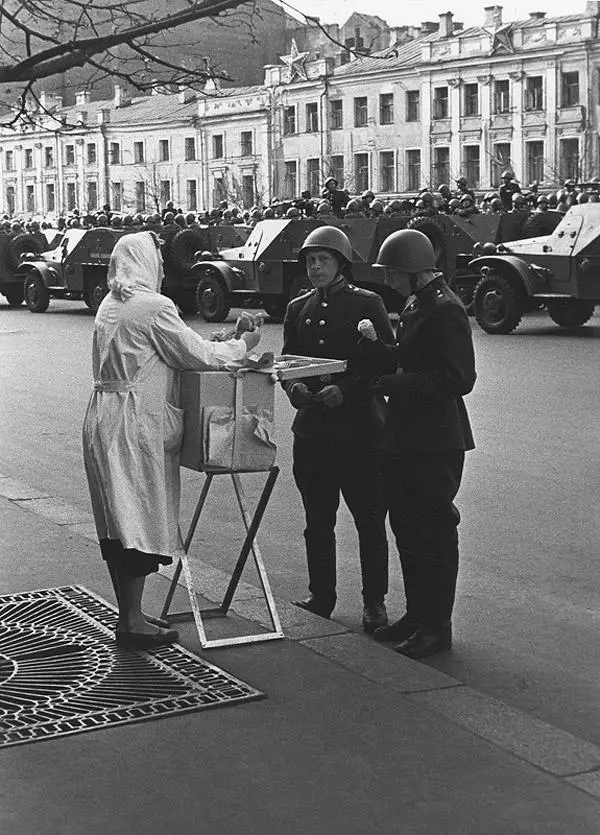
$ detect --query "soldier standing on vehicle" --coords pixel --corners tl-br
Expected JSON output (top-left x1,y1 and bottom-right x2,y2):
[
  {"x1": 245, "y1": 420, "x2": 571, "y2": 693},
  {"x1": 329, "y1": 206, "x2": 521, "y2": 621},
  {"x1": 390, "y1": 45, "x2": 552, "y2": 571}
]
[
  {"x1": 359, "y1": 229, "x2": 476, "y2": 659},
  {"x1": 499, "y1": 171, "x2": 521, "y2": 211},
  {"x1": 322, "y1": 177, "x2": 349, "y2": 218},
  {"x1": 282, "y1": 226, "x2": 394, "y2": 632},
  {"x1": 454, "y1": 176, "x2": 475, "y2": 201}
]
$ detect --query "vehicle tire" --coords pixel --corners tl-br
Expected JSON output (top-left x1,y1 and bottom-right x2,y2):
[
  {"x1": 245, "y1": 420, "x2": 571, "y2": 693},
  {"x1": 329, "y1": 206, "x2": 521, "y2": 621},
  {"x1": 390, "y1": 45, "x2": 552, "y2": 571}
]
[
  {"x1": 473, "y1": 272, "x2": 523, "y2": 334},
  {"x1": 3, "y1": 285, "x2": 24, "y2": 306},
  {"x1": 164, "y1": 229, "x2": 209, "y2": 275},
  {"x1": 174, "y1": 287, "x2": 198, "y2": 316},
  {"x1": 196, "y1": 272, "x2": 230, "y2": 322},
  {"x1": 5, "y1": 233, "x2": 43, "y2": 270},
  {"x1": 24, "y1": 273, "x2": 50, "y2": 313},
  {"x1": 520, "y1": 212, "x2": 562, "y2": 240},
  {"x1": 407, "y1": 216, "x2": 446, "y2": 266},
  {"x1": 84, "y1": 278, "x2": 108, "y2": 313},
  {"x1": 262, "y1": 296, "x2": 287, "y2": 321},
  {"x1": 546, "y1": 299, "x2": 595, "y2": 329}
]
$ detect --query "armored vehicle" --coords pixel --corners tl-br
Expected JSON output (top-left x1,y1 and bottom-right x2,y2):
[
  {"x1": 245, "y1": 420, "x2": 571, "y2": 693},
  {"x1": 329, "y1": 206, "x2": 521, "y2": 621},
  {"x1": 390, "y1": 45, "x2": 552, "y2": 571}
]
[
  {"x1": 0, "y1": 231, "x2": 47, "y2": 306},
  {"x1": 468, "y1": 204, "x2": 600, "y2": 334},
  {"x1": 408, "y1": 209, "x2": 562, "y2": 310},
  {"x1": 192, "y1": 216, "x2": 410, "y2": 322}
]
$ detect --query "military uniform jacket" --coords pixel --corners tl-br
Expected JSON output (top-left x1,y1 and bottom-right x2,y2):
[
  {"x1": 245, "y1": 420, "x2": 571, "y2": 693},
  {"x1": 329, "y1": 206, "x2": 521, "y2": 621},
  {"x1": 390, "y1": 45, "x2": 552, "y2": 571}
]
[
  {"x1": 282, "y1": 279, "x2": 395, "y2": 443},
  {"x1": 365, "y1": 276, "x2": 476, "y2": 452}
]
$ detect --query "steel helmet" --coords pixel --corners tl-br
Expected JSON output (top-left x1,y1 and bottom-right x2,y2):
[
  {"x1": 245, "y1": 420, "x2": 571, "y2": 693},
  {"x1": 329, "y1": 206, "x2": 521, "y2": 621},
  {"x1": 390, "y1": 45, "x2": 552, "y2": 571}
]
[
  {"x1": 324, "y1": 177, "x2": 337, "y2": 188},
  {"x1": 490, "y1": 198, "x2": 503, "y2": 211},
  {"x1": 285, "y1": 206, "x2": 299, "y2": 218},
  {"x1": 448, "y1": 198, "x2": 460, "y2": 210},
  {"x1": 345, "y1": 199, "x2": 361, "y2": 213},
  {"x1": 459, "y1": 193, "x2": 474, "y2": 204},
  {"x1": 361, "y1": 189, "x2": 375, "y2": 200},
  {"x1": 263, "y1": 207, "x2": 275, "y2": 218},
  {"x1": 512, "y1": 193, "x2": 525, "y2": 205},
  {"x1": 317, "y1": 200, "x2": 333, "y2": 214},
  {"x1": 578, "y1": 192, "x2": 590, "y2": 204},
  {"x1": 298, "y1": 226, "x2": 353, "y2": 265},
  {"x1": 375, "y1": 229, "x2": 436, "y2": 273},
  {"x1": 163, "y1": 211, "x2": 175, "y2": 224},
  {"x1": 501, "y1": 170, "x2": 514, "y2": 180},
  {"x1": 370, "y1": 199, "x2": 384, "y2": 214},
  {"x1": 455, "y1": 176, "x2": 468, "y2": 186},
  {"x1": 536, "y1": 194, "x2": 549, "y2": 206},
  {"x1": 419, "y1": 191, "x2": 435, "y2": 205}
]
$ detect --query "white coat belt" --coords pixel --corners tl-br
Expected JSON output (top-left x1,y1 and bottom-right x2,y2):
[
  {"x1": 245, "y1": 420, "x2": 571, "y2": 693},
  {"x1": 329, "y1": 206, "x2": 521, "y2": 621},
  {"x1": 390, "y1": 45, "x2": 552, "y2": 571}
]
[{"x1": 93, "y1": 380, "x2": 137, "y2": 392}]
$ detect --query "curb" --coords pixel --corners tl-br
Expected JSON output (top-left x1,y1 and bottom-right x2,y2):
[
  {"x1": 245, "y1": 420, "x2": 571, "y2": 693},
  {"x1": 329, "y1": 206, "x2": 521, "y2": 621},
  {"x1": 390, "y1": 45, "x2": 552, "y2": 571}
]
[{"x1": 2, "y1": 472, "x2": 600, "y2": 801}]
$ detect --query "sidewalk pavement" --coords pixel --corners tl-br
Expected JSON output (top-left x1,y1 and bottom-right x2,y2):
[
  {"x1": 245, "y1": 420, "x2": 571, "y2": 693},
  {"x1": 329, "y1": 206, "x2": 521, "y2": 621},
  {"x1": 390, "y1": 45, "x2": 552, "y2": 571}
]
[{"x1": 1, "y1": 474, "x2": 600, "y2": 834}]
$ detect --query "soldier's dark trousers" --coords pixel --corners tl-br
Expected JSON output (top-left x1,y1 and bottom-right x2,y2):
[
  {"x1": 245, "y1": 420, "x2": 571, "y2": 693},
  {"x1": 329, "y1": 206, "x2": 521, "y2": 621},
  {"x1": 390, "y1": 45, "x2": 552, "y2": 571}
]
[
  {"x1": 385, "y1": 450, "x2": 465, "y2": 631},
  {"x1": 292, "y1": 435, "x2": 389, "y2": 608}
]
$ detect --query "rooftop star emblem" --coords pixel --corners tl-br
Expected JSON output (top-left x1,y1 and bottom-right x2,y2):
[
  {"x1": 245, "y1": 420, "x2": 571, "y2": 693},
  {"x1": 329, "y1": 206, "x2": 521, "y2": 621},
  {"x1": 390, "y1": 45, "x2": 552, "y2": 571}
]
[{"x1": 281, "y1": 38, "x2": 309, "y2": 82}]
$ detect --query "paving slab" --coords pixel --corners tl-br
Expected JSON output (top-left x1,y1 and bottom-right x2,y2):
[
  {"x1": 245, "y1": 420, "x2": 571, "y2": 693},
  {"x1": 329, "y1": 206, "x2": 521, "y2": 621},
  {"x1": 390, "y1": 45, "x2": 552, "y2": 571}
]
[
  {"x1": 231, "y1": 596, "x2": 350, "y2": 640},
  {"x1": 0, "y1": 477, "x2": 52, "y2": 501},
  {"x1": 566, "y1": 771, "x2": 600, "y2": 800},
  {"x1": 407, "y1": 686, "x2": 600, "y2": 776},
  {"x1": 13, "y1": 497, "x2": 95, "y2": 526}
]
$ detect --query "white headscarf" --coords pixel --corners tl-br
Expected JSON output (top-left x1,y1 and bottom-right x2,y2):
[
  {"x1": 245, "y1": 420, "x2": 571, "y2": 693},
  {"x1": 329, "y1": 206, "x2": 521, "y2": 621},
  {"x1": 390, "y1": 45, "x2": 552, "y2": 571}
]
[{"x1": 107, "y1": 231, "x2": 163, "y2": 301}]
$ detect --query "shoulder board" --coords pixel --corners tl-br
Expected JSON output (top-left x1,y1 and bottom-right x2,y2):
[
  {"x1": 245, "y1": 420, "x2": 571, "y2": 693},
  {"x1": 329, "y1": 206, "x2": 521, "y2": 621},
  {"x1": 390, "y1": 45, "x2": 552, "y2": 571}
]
[
  {"x1": 289, "y1": 288, "x2": 316, "y2": 304},
  {"x1": 345, "y1": 284, "x2": 373, "y2": 297}
]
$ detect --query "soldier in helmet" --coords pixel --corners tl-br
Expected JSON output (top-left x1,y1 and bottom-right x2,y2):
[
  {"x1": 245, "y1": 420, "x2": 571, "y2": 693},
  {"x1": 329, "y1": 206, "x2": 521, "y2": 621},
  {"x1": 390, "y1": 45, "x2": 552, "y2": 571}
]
[
  {"x1": 360, "y1": 189, "x2": 375, "y2": 215},
  {"x1": 322, "y1": 176, "x2": 349, "y2": 218},
  {"x1": 499, "y1": 170, "x2": 521, "y2": 211},
  {"x1": 343, "y1": 199, "x2": 365, "y2": 218},
  {"x1": 368, "y1": 199, "x2": 384, "y2": 218},
  {"x1": 359, "y1": 228, "x2": 476, "y2": 659},
  {"x1": 316, "y1": 200, "x2": 336, "y2": 220},
  {"x1": 456, "y1": 193, "x2": 479, "y2": 217},
  {"x1": 454, "y1": 176, "x2": 475, "y2": 201},
  {"x1": 510, "y1": 192, "x2": 528, "y2": 216},
  {"x1": 535, "y1": 194, "x2": 550, "y2": 213},
  {"x1": 283, "y1": 226, "x2": 394, "y2": 632}
]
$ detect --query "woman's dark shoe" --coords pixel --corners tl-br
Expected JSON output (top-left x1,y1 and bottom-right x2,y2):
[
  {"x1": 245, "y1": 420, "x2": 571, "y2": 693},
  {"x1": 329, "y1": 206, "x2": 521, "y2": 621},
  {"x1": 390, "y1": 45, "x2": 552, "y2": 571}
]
[
  {"x1": 115, "y1": 627, "x2": 179, "y2": 650},
  {"x1": 362, "y1": 602, "x2": 388, "y2": 634},
  {"x1": 373, "y1": 615, "x2": 418, "y2": 643},
  {"x1": 393, "y1": 627, "x2": 452, "y2": 659},
  {"x1": 292, "y1": 595, "x2": 334, "y2": 619}
]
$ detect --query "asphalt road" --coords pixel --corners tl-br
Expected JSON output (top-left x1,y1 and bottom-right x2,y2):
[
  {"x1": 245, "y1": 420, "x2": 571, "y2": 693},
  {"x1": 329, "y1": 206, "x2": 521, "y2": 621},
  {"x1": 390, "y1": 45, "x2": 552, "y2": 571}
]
[{"x1": 1, "y1": 297, "x2": 599, "y2": 747}]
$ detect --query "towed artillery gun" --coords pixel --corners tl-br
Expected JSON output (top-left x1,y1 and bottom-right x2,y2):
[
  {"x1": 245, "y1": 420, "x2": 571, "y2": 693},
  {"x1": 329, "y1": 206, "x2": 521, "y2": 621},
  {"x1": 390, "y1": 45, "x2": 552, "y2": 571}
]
[{"x1": 468, "y1": 204, "x2": 600, "y2": 333}]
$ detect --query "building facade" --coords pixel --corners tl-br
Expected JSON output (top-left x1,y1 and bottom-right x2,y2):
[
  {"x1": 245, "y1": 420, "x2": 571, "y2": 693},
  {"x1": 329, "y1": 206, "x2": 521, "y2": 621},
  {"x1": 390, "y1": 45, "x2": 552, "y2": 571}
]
[{"x1": 2, "y1": 3, "x2": 600, "y2": 217}]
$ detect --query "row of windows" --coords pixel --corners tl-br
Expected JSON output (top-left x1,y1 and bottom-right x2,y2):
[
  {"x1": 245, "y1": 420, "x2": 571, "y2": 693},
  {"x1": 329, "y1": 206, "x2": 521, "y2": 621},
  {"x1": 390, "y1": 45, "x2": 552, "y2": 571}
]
[
  {"x1": 281, "y1": 138, "x2": 581, "y2": 196},
  {"x1": 280, "y1": 72, "x2": 580, "y2": 135}
]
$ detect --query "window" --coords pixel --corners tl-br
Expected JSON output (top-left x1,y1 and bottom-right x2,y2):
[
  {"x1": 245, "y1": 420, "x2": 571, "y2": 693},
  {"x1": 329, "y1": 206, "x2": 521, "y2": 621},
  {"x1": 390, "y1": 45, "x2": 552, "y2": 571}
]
[
  {"x1": 66, "y1": 182, "x2": 76, "y2": 211},
  {"x1": 463, "y1": 83, "x2": 479, "y2": 116},
  {"x1": 111, "y1": 181, "x2": 123, "y2": 211},
  {"x1": 184, "y1": 137, "x2": 196, "y2": 161},
  {"x1": 406, "y1": 149, "x2": 421, "y2": 191},
  {"x1": 525, "y1": 76, "x2": 543, "y2": 111},
  {"x1": 159, "y1": 139, "x2": 170, "y2": 162},
  {"x1": 24, "y1": 149, "x2": 33, "y2": 169},
  {"x1": 135, "y1": 182, "x2": 146, "y2": 212},
  {"x1": 44, "y1": 184, "x2": 54, "y2": 214},
  {"x1": 354, "y1": 153, "x2": 369, "y2": 192},
  {"x1": 87, "y1": 143, "x2": 97, "y2": 165},
  {"x1": 493, "y1": 80, "x2": 510, "y2": 114},
  {"x1": 432, "y1": 147, "x2": 450, "y2": 188},
  {"x1": 559, "y1": 138, "x2": 579, "y2": 181},
  {"x1": 526, "y1": 141, "x2": 544, "y2": 183},
  {"x1": 306, "y1": 102, "x2": 319, "y2": 133},
  {"x1": 65, "y1": 145, "x2": 75, "y2": 166},
  {"x1": 109, "y1": 143, "x2": 120, "y2": 165},
  {"x1": 87, "y1": 181, "x2": 98, "y2": 211},
  {"x1": 134, "y1": 141, "x2": 144, "y2": 164},
  {"x1": 242, "y1": 175, "x2": 254, "y2": 209},
  {"x1": 464, "y1": 145, "x2": 480, "y2": 188},
  {"x1": 561, "y1": 72, "x2": 579, "y2": 107},
  {"x1": 284, "y1": 161, "x2": 297, "y2": 199},
  {"x1": 6, "y1": 185, "x2": 15, "y2": 214},
  {"x1": 406, "y1": 91, "x2": 420, "y2": 122},
  {"x1": 354, "y1": 97, "x2": 368, "y2": 127},
  {"x1": 283, "y1": 106, "x2": 296, "y2": 136},
  {"x1": 26, "y1": 185, "x2": 35, "y2": 214},
  {"x1": 307, "y1": 158, "x2": 320, "y2": 196},
  {"x1": 380, "y1": 93, "x2": 394, "y2": 125},
  {"x1": 212, "y1": 135, "x2": 223, "y2": 159},
  {"x1": 492, "y1": 143, "x2": 511, "y2": 186},
  {"x1": 331, "y1": 155, "x2": 345, "y2": 189},
  {"x1": 330, "y1": 100, "x2": 343, "y2": 130},
  {"x1": 160, "y1": 180, "x2": 171, "y2": 206},
  {"x1": 433, "y1": 87, "x2": 449, "y2": 119},
  {"x1": 240, "y1": 132, "x2": 253, "y2": 157},
  {"x1": 379, "y1": 151, "x2": 395, "y2": 192},
  {"x1": 5, "y1": 150, "x2": 13, "y2": 171},
  {"x1": 186, "y1": 179, "x2": 198, "y2": 211},
  {"x1": 44, "y1": 147, "x2": 54, "y2": 168}
]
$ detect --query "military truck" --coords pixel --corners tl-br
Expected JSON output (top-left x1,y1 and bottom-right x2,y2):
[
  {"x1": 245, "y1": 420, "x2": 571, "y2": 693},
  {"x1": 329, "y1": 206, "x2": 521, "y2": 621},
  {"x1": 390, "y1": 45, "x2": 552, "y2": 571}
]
[
  {"x1": 192, "y1": 216, "x2": 410, "y2": 322},
  {"x1": 468, "y1": 204, "x2": 600, "y2": 334},
  {"x1": 408, "y1": 209, "x2": 562, "y2": 310}
]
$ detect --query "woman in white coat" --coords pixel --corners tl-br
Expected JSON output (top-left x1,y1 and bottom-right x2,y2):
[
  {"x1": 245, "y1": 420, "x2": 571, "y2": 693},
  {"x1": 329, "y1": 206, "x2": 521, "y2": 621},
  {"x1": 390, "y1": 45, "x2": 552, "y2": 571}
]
[{"x1": 83, "y1": 231, "x2": 261, "y2": 649}]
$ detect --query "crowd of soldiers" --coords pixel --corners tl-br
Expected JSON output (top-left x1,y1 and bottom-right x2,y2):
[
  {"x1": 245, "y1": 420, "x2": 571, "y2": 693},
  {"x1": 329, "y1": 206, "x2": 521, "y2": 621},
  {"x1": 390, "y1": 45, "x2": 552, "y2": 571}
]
[{"x1": 4, "y1": 172, "x2": 599, "y2": 239}]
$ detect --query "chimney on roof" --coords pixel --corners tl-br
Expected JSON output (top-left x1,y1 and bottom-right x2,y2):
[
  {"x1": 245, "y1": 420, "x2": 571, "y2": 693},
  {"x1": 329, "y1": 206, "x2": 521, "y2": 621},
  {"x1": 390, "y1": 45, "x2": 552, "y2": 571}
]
[
  {"x1": 585, "y1": 1, "x2": 600, "y2": 15},
  {"x1": 77, "y1": 111, "x2": 87, "y2": 125},
  {"x1": 113, "y1": 85, "x2": 130, "y2": 108},
  {"x1": 484, "y1": 5, "x2": 503, "y2": 26},
  {"x1": 438, "y1": 11, "x2": 454, "y2": 37},
  {"x1": 420, "y1": 20, "x2": 439, "y2": 34},
  {"x1": 178, "y1": 86, "x2": 195, "y2": 104},
  {"x1": 529, "y1": 11, "x2": 546, "y2": 18},
  {"x1": 75, "y1": 90, "x2": 91, "y2": 107},
  {"x1": 97, "y1": 108, "x2": 111, "y2": 124}
]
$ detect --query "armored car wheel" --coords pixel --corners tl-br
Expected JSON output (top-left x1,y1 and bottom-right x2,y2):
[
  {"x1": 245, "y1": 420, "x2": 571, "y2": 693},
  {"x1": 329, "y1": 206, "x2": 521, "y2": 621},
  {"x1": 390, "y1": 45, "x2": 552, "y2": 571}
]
[
  {"x1": 473, "y1": 272, "x2": 523, "y2": 334},
  {"x1": 196, "y1": 272, "x2": 230, "y2": 322},
  {"x1": 84, "y1": 279, "x2": 108, "y2": 314},
  {"x1": 546, "y1": 299, "x2": 595, "y2": 329},
  {"x1": 24, "y1": 273, "x2": 50, "y2": 313},
  {"x1": 3, "y1": 285, "x2": 24, "y2": 306}
]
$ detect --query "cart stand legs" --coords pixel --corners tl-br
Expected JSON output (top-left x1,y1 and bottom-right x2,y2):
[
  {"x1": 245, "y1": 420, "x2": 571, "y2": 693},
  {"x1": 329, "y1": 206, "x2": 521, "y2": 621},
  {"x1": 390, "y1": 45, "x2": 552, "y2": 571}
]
[{"x1": 160, "y1": 467, "x2": 284, "y2": 648}]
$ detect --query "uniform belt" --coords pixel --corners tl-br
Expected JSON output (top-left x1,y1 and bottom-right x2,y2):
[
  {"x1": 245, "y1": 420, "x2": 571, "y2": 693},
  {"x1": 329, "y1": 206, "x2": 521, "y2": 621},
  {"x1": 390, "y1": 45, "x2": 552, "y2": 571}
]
[{"x1": 93, "y1": 380, "x2": 137, "y2": 392}]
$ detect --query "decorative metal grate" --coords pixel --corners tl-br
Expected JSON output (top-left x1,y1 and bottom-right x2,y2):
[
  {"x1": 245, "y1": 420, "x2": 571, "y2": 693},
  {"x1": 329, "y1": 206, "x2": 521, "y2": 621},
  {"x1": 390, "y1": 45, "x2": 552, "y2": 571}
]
[{"x1": 0, "y1": 586, "x2": 264, "y2": 748}]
